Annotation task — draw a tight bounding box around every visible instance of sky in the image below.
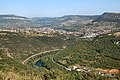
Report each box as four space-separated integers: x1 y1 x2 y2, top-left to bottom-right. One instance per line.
0 0 120 17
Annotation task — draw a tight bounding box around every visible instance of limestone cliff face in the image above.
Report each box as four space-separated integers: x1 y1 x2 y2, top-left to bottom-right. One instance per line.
0 15 29 20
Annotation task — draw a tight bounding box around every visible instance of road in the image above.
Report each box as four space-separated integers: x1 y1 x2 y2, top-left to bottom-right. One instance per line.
52 58 71 71
22 49 61 64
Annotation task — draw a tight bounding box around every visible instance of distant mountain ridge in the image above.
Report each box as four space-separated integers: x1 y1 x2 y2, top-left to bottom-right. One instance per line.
0 12 120 29
32 15 99 25
0 14 33 29
0 14 29 20
93 12 120 22
31 15 99 30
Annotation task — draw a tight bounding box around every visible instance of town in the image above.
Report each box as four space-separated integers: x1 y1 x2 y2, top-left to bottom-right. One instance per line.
0 27 114 38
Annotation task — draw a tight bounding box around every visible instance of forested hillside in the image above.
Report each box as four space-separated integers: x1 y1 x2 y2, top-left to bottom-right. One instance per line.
54 33 120 69
0 31 120 80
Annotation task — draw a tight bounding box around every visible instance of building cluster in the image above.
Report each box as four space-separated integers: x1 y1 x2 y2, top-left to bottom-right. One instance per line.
96 68 120 77
80 28 113 38
68 64 91 72
68 64 119 77
0 28 80 36
0 27 114 38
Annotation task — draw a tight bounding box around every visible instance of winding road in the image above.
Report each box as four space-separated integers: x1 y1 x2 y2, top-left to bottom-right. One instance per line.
22 49 61 64
22 48 71 71
52 58 71 71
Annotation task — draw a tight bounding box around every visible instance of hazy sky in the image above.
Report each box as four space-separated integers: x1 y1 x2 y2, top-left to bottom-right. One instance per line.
0 0 120 17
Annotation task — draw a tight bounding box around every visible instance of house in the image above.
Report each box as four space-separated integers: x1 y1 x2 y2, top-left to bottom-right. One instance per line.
96 68 120 77
108 69 120 74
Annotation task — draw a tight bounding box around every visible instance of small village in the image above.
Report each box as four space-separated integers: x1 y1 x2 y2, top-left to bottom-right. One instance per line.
68 64 120 77
0 27 114 38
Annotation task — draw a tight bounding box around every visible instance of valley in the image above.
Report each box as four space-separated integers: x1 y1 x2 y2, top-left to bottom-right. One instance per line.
0 12 120 80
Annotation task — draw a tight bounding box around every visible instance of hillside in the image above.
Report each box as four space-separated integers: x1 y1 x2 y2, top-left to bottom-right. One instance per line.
93 12 120 23
54 34 120 69
0 31 77 79
0 31 120 80
31 15 99 30
0 31 74 70
37 33 120 79
0 31 73 61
